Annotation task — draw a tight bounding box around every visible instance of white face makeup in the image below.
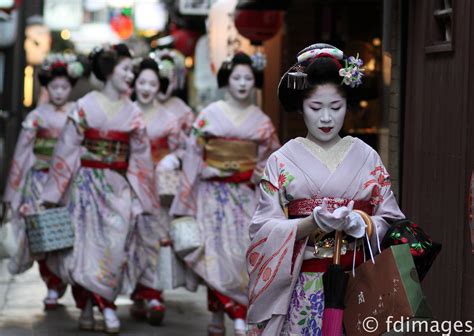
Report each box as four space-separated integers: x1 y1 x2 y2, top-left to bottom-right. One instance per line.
134 69 159 106
227 64 255 102
302 84 347 145
47 76 72 107
109 58 134 94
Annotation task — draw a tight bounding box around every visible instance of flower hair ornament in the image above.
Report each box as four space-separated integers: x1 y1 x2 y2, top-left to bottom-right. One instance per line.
286 43 364 90
41 53 84 79
150 48 186 89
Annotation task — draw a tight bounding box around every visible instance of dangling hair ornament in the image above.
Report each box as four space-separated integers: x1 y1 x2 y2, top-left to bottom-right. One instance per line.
287 64 309 90
339 53 365 88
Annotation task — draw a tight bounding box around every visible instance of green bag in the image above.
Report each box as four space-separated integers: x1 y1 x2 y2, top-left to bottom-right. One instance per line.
343 244 432 335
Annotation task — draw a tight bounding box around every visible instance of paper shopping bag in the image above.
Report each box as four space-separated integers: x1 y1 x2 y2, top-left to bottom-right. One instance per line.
343 244 432 336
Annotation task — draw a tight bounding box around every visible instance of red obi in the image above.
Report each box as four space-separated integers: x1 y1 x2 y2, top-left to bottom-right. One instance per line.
150 136 169 164
288 197 374 273
81 128 130 171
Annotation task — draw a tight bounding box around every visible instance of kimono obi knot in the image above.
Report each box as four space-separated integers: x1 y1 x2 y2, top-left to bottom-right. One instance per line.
150 136 170 164
202 136 258 173
287 197 374 218
81 128 130 171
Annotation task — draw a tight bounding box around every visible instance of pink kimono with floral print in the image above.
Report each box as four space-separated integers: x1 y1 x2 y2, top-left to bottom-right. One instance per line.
40 91 158 302
247 138 404 335
3 103 69 274
170 101 280 305
124 105 183 292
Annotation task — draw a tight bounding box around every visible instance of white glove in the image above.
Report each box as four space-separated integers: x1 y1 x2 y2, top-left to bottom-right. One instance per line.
200 165 233 179
313 199 354 232
344 211 367 238
157 153 180 172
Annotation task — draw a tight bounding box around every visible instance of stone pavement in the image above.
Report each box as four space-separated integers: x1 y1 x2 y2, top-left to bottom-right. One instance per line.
0 260 233 335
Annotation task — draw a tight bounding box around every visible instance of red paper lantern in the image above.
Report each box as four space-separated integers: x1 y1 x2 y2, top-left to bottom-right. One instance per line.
234 9 284 45
170 25 201 57
111 14 134 40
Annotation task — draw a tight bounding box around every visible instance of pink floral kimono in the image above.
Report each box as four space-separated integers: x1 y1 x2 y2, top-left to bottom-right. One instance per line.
40 91 157 309
3 103 73 293
125 105 183 301
247 137 404 335
170 100 280 319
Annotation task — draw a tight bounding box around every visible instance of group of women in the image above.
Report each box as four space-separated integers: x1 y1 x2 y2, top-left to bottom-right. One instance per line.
3 41 405 336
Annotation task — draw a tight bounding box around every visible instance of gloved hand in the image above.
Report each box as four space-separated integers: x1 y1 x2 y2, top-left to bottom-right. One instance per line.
200 165 233 179
344 211 367 238
313 199 367 238
313 199 354 233
157 153 180 172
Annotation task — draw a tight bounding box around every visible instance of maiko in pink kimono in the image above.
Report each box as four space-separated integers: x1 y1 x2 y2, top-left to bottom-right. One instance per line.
39 44 158 334
247 44 405 335
171 52 280 336
3 53 83 309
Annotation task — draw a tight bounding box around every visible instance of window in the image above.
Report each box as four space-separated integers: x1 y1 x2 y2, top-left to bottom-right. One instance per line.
425 0 453 53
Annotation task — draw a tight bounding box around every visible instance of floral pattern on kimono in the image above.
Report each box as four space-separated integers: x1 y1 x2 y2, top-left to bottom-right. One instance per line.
170 101 280 305
40 91 158 302
124 105 185 292
247 138 405 335
3 103 70 274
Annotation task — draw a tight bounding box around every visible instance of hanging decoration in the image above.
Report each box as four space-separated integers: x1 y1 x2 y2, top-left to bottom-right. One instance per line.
234 0 284 45
110 9 134 40
170 23 201 57
207 0 252 73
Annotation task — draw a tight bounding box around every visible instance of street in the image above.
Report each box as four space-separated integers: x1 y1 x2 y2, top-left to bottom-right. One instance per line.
0 261 233 335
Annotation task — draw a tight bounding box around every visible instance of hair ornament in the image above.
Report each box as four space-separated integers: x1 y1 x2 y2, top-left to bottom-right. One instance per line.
41 53 84 79
150 48 186 89
287 65 309 90
339 53 365 88
297 47 344 63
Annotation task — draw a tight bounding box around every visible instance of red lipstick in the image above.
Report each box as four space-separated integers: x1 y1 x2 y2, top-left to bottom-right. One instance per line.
319 127 333 134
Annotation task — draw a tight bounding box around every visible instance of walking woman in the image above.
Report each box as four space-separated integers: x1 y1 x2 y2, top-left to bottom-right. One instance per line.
170 52 280 336
247 43 405 335
3 53 83 309
40 44 158 334
125 57 184 325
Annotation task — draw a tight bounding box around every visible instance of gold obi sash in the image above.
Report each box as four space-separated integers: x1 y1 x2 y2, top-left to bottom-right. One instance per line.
202 137 258 173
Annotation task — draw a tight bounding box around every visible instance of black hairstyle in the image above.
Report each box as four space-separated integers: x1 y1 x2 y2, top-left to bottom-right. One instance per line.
157 55 175 94
89 43 132 82
131 58 160 101
216 52 263 89
38 63 78 87
278 44 357 113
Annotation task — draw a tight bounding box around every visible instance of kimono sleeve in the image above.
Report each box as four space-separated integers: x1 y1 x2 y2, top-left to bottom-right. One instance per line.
126 107 160 215
41 106 84 204
247 154 305 322
169 113 206 217
366 152 405 248
251 118 281 185
3 111 40 207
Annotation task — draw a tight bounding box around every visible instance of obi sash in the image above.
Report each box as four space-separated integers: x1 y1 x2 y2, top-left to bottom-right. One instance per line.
81 128 130 171
150 136 169 164
33 128 61 171
288 197 374 273
202 136 258 183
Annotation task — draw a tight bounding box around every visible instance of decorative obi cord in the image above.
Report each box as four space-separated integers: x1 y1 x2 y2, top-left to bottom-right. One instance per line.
150 136 169 164
201 136 258 183
81 128 130 171
33 128 61 171
288 197 374 273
